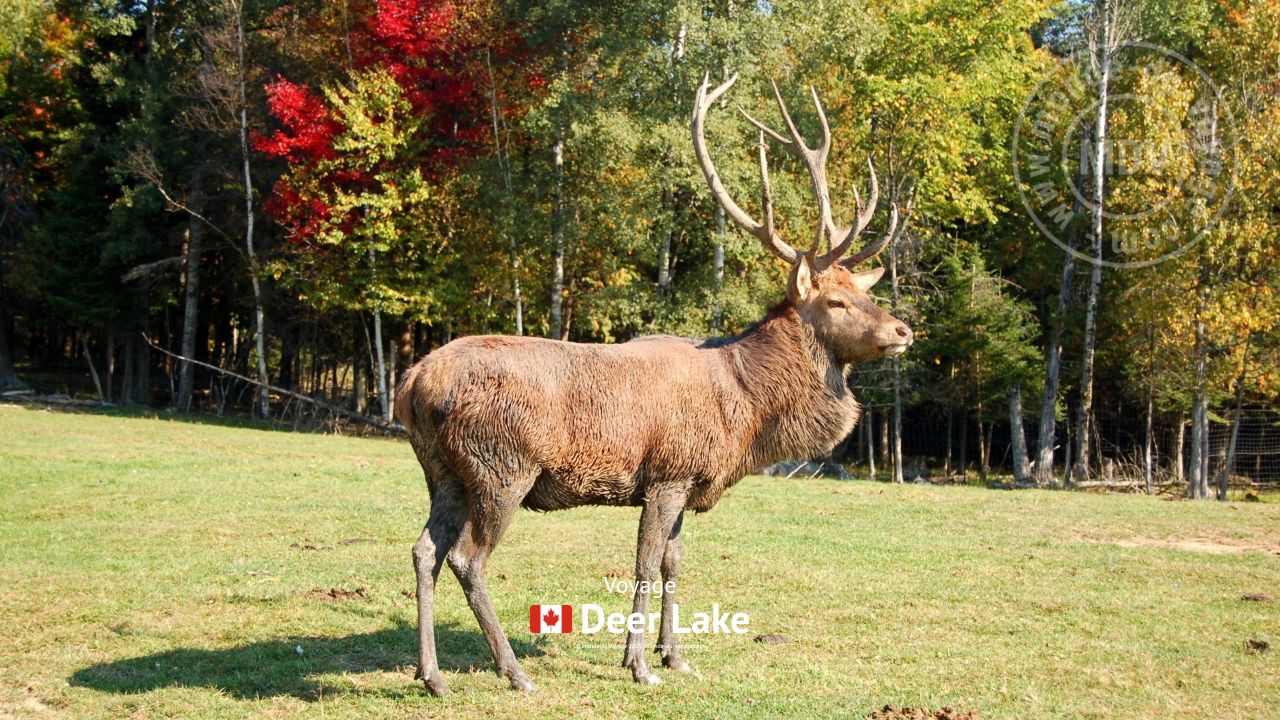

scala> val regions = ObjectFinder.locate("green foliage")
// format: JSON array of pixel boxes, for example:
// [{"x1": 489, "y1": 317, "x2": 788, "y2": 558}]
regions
[{"x1": 916, "y1": 243, "x2": 1043, "y2": 414}]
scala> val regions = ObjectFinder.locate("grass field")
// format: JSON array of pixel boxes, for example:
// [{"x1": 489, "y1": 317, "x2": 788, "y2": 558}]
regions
[{"x1": 1, "y1": 403, "x2": 1277, "y2": 719}]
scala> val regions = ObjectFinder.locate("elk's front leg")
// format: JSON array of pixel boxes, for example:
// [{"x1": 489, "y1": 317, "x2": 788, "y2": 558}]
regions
[
  {"x1": 655, "y1": 511, "x2": 690, "y2": 672},
  {"x1": 623, "y1": 489, "x2": 686, "y2": 685}
]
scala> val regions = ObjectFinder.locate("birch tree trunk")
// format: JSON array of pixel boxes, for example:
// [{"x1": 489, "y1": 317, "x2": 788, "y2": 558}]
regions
[
  {"x1": 657, "y1": 184, "x2": 673, "y2": 294},
  {"x1": 177, "y1": 175, "x2": 205, "y2": 412},
  {"x1": 889, "y1": 232, "x2": 904, "y2": 484},
  {"x1": 373, "y1": 307, "x2": 389, "y2": 422},
  {"x1": 865, "y1": 407, "x2": 876, "y2": 480},
  {"x1": 549, "y1": 126, "x2": 565, "y2": 339},
  {"x1": 231, "y1": 0, "x2": 268, "y2": 419},
  {"x1": 1073, "y1": 0, "x2": 1115, "y2": 485},
  {"x1": 1009, "y1": 384, "x2": 1030, "y2": 484}
]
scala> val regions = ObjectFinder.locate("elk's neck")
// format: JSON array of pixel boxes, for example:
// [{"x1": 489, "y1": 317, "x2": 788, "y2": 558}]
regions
[{"x1": 713, "y1": 305, "x2": 861, "y2": 472}]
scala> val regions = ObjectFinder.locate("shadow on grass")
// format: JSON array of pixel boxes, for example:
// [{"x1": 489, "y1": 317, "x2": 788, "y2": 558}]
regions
[{"x1": 69, "y1": 620, "x2": 546, "y2": 701}]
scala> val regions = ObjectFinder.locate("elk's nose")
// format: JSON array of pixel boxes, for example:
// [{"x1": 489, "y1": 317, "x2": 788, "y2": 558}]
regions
[{"x1": 896, "y1": 325, "x2": 912, "y2": 342}]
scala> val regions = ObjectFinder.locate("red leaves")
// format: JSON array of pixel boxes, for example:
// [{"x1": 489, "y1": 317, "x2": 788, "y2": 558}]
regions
[
  {"x1": 254, "y1": 78, "x2": 341, "y2": 163},
  {"x1": 257, "y1": 0, "x2": 498, "y2": 244}
]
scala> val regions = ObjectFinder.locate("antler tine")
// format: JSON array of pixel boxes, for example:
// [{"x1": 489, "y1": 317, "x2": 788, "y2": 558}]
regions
[
  {"x1": 819, "y1": 159, "x2": 881, "y2": 269},
  {"x1": 843, "y1": 202, "x2": 895, "y2": 268},
  {"x1": 692, "y1": 72, "x2": 798, "y2": 264},
  {"x1": 739, "y1": 107, "x2": 794, "y2": 148},
  {"x1": 809, "y1": 85, "x2": 832, "y2": 162},
  {"x1": 770, "y1": 79, "x2": 809, "y2": 153},
  {"x1": 757, "y1": 130, "x2": 775, "y2": 242}
]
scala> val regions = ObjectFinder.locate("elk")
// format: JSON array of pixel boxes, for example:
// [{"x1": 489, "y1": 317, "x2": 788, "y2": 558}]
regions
[{"x1": 395, "y1": 73, "x2": 912, "y2": 695}]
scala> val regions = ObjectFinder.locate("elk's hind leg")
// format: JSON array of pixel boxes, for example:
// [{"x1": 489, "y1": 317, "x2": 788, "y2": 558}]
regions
[
  {"x1": 656, "y1": 511, "x2": 691, "y2": 672},
  {"x1": 447, "y1": 465, "x2": 540, "y2": 692},
  {"x1": 623, "y1": 488, "x2": 687, "y2": 685},
  {"x1": 413, "y1": 474, "x2": 466, "y2": 697}
]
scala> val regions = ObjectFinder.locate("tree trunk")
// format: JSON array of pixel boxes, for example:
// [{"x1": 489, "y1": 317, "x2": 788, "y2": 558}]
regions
[
  {"x1": 484, "y1": 48, "x2": 522, "y2": 335},
  {"x1": 1189, "y1": 391, "x2": 1208, "y2": 499},
  {"x1": 121, "y1": 335, "x2": 137, "y2": 406},
  {"x1": 1073, "y1": 0, "x2": 1113, "y2": 485},
  {"x1": 1152, "y1": 386, "x2": 1162, "y2": 491},
  {"x1": 944, "y1": 402, "x2": 954, "y2": 477},
  {"x1": 712, "y1": 205, "x2": 725, "y2": 331},
  {"x1": 81, "y1": 333, "x2": 106, "y2": 403},
  {"x1": 352, "y1": 318, "x2": 367, "y2": 414},
  {"x1": 866, "y1": 407, "x2": 876, "y2": 480},
  {"x1": 879, "y1": 410, "x2": 890, "y2": 473},
  {"x1": 0, "y1": 305, "x2": 23, "y2": 390},
  {"x1": 231, "y1": 0, "x2": 268, "y2": 419},
  {"x1": 372, "y1": 307, "x2": 389, "y2": 422},
  {"x1": 130, "y1": 330, "x2": 150, "y2": 406},
  {"x1": 1009, "y1": 384, "x2": 1030, "y2": 485},
  {"x1": 889, "y1": 218, "x2": 905, "y2": 484},
  {"x1": 105, "y1": 330, "x2": 115, "y2": 402},
  {"x1": 548, "y1": 126, "x2": 566, "y2": 339},
  {"x1": 177, "y1": 181, "x2": 205, "y2": 411},
  {"x1": 1034, "y1": 233, "x2": 1076, "y2": 486},
  {"x1": 958, "y1": 409, "x2": 969, "y2": 481},
  {"x1": 1174, "y1": 416, "x2": 1186, "y2": 487},
  {"x1": 1189, "y1": 250, "x2": 1211, "y2": 499},
  {"x1": 1217, "y1": 338, "x2": 1249, "y2": 501},
  {"x1": 657, "y1": 184, "x2": 673, "y2": 294},
  {"x1": 977, "y1": 412, "x2": 989, "y2": 482}
]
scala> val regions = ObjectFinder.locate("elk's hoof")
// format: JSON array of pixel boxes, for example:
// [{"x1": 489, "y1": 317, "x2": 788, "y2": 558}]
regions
[
  {"x1": 634, "y1": 672, "x2": 663, "y2": 686},
  {"x1": 508, "y1": 674, "x2": 539, "y2": 693},
  {"x1": 422, "y1": 672, "x2": 451, "y2": 697},
  {"x1": 663, "y1": 657, "x2": 692, "y2": 673}
]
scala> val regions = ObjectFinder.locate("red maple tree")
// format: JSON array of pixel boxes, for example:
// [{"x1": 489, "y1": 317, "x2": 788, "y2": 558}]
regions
[{"x1": 255, "y1": 0, "x2": 528, "y2": 245}]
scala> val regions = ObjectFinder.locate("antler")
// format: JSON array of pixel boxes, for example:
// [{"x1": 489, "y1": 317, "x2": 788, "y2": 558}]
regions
[
  {"x1": 692, "y1": 73, "x2": 798, "y2": 264},
  {"x1": 842, "y1": 200, "x2": 899, "y2": 268},
  {"x1": 694, "y1": 74, "x2": 887, "y2": 270}
]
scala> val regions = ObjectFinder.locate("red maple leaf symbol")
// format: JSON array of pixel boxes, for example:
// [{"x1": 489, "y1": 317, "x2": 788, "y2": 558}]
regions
[{"x1": 542, "y1": 607, "x2": 560, "y2": 628}]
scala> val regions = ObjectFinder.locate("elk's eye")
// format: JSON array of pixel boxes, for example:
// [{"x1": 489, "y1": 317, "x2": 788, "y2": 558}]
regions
[{"x1": 826, "y1": 299, "x2": 847, "y2": 310}]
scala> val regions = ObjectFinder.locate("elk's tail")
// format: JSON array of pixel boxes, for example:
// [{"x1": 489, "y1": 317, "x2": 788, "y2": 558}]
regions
[{"x1": 394, "y1": 361, "x2": 426, "y2": 432}]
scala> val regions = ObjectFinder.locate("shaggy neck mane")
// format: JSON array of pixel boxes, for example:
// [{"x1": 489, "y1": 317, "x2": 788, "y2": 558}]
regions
[{"x1": 704, "y1": 302, "x2": 861, "y2": 475}]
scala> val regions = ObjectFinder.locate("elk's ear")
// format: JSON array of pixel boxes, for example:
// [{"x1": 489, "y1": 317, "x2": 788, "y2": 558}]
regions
[
  {"x1": 787, "y1": 255, "x2": 817, "y2": 304},
  {"x1": 849, "y1": 266, "x2": 886, "y2": 293}
]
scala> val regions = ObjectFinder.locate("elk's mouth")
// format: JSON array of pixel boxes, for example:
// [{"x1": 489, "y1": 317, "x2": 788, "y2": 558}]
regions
[{"x1": 879, "y1": 342, "x2": 910, "y2": 356}]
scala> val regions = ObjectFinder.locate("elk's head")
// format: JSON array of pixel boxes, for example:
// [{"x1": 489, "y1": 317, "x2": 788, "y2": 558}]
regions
[{"x1": 692, "y1": 74, "x2": 913, "y2": 364}]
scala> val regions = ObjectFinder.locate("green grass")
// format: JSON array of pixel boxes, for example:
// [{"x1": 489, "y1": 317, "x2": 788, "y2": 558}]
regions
[{"x1": 1, "y1": 404, "x2": 1277, "y2": 720}]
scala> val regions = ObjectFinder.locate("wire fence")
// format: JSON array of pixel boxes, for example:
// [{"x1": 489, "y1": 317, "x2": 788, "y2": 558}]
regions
[{"x1": 833, "y1": 387, "x2": 1280, "y2": 492}]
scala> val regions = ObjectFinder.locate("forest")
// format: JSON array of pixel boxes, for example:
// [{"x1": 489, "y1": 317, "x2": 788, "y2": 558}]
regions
[{"x1": 1, "y1": 0, "x2": 1277, "y2": 498}]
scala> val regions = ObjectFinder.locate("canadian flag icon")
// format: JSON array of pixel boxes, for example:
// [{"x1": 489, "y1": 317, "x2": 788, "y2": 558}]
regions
[{"x1": 529, "y1": 604, "x2": 573, "y2": 634}]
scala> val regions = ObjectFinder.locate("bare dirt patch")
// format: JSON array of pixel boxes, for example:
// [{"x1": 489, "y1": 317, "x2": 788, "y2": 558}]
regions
[
  {"x1": 1077, "y1": 533, "x2": 1278, "y2": 555},
  {"x1": 1241, "y1": 592, "x2": 1276, "y2": 603},
  {"x1": 868, "y1": 705, "x2": 981, "y2": 720},
  {"x1": 306, "y1": 587, "x2": 368, "y2": 601}
]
